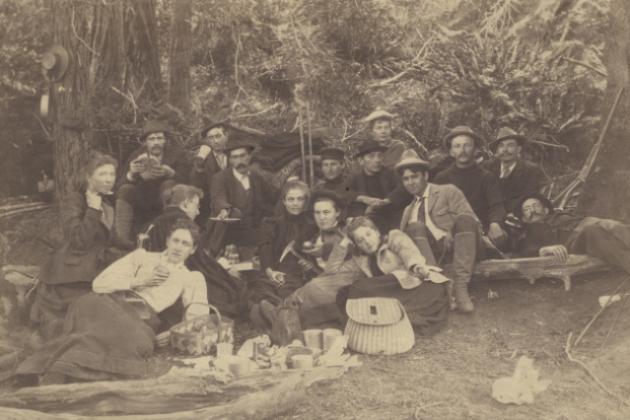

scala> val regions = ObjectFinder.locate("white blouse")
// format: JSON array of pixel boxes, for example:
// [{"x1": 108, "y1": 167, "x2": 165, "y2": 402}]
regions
[{"x1": 92, "y1": 249, "x2": 208, "y2": 319}]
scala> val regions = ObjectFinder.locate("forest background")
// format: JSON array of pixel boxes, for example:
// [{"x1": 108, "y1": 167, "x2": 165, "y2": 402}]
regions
[{"x1": 0, "y1": 0, "x2": 627, "y2": 222}]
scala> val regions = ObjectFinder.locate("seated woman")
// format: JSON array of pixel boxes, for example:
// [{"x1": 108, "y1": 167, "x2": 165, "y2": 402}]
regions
[
  {"x1": 30, "y1": 152, "x2": 127, "y2": 340},
  {"x1": 255, "y1": 180, "x2": 318, "y2": 302},
  {"x1": 334, "y1": 217, "x2": 450, "y2": 335},
  {"x1": 17, "y1": 219, "x2": 208, "y2": 384},
  {"x1": 253, "y1": 190, "x2": 352, "y2": 328}
]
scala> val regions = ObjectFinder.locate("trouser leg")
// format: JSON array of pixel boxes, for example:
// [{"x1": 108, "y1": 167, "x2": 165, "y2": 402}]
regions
[
  {"x1": 404, "y1": 222, "x2": 438, "y2": 266},
  {"x1": 114, "y1": 184, "x2": 136, "y2": 249},
  {"x1": 570, "y1": 221, "x2": 630, "y2": 275}
]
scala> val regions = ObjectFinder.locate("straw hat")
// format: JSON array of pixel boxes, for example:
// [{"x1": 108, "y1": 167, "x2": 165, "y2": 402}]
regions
[{"x1": 362, "y1": 110, "x2": 397, "y2": 124}]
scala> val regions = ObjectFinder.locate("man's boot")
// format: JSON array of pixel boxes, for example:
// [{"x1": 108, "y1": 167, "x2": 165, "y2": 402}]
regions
[
  {"x1": 114, "y1": 198, "x2": 135, "y2": 249},
  {"x1": 405, "y1": 222, "x2": 438, "y2": 265},
  {"x1": 452, "y1": 231, "x2": 477, "y2": 313}
]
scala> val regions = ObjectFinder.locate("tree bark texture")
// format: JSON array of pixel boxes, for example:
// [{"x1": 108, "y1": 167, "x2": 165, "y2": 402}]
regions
[
  {"x1": 579, "y1": 0, "x2": 630, "y2": 222},
  {"x1": 168, "y1": 0, "x2": 193, "y2": 114}
]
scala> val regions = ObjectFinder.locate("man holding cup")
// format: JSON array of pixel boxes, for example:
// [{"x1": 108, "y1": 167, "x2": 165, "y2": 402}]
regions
[
  {"x1": 190, "y1": 122, "x2": 231, "y2": 220},
  {"x1": 115, "y1": 120, "x2": 189, "y2": 249}
]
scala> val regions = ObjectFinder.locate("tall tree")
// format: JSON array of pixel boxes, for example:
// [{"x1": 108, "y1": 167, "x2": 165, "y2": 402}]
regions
[
  {"x1": 167, "y1": 0, "x2": 193, "y2": 114},
  {"x1": 579, "y1": 0, "x2": 630, "y2": 222}
]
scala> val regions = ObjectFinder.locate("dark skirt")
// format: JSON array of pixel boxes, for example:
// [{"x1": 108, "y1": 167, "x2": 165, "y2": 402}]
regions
[
  {"x1": 18, "y1": 292, "x2": 159, "y2": 382},
  {"x1": 30, "y1": 282, "x2": 93, "y2": 341},
  {"x1": 337, "y1": 274, "x2": 449, "y2": 336}
]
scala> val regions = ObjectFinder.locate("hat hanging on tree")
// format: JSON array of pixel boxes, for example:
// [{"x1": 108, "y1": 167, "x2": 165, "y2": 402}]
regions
[{"x1": 41, "y1": 45, "x2": 69, "y2": 83}]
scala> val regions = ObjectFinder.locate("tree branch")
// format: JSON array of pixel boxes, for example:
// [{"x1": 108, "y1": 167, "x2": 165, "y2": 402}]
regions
[{"x1": 560, "y1": 56, "x2": 607, "y2": 77}]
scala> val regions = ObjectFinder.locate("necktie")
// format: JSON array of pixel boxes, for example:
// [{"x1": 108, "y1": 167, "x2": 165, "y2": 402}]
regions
[
  {"x1": 500, "y1": 165, "x2": 511, "y2": 179},
  {"x1": 416, "y1": 197, "x2": 426, "y2": 224}
]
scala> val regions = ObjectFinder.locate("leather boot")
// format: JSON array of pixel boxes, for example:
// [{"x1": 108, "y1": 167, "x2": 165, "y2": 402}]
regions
[
  {"x1": 452, "y1": 231, "x2": 477, "y2": 313},
  {"x1": 114, "y1": 198, "x2": 135, "y2": 249}
]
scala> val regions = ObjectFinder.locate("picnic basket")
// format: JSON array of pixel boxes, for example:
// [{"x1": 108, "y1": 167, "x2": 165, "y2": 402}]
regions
[
  {"x1": 344, "y1": 297, "x2": 414, "y2": 355},
  {"x1": 169, "y1": 303, "x2": 234, "y2": 356}
]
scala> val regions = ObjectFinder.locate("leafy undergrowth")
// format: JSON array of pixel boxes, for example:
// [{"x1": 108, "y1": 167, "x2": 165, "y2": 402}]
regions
[{"x1": 277, "y1": 273, "x2": 630, "y2": 420}]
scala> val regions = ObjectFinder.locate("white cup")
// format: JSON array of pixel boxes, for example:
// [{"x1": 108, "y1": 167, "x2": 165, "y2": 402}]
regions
[{"x1": 197, "y1": 145, "x2": 212, "y2": 159}]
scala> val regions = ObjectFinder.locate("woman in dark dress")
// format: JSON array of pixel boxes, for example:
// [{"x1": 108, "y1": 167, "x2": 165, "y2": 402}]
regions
[
  {"x1": 335, "y1": 217, "x2": 450, "y2": 335},
  {"x1": 30, "y1": 153, "x2": 127, "y2": 340}
]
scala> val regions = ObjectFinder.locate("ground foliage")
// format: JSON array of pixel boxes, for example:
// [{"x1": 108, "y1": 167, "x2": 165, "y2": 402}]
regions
[{"x1": 0, "y1": 0, "x2": 610, "y2": 195}]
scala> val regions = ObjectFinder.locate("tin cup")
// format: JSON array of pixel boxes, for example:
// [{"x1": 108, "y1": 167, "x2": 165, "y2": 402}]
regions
[
  {"x1": 322, "y1": 328, "x2": 343, "y2": 352},
  {"x1": 302, "y1": 329, "x2": 323, "y2": 351}
]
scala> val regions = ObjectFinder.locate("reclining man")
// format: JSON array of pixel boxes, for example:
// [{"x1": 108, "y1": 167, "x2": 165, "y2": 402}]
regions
[
  {"x1": 115, "y1": 120, "x2": 189, "y2": 248},
  {"x1": 513, "y1": 192, "x2": 630, "y2": 276},
  {"x1": 433, "y1": 125, "x2": 507, "y2": 249},
  {"x1": 397, "y1": 149, "x2": 485, "y2": 313}
]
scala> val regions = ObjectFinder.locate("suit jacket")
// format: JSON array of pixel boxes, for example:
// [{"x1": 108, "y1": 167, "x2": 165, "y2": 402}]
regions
[
  {"x1": 483, "y1": 159, "x2": 544, "y2": 213},
  {"x1": 42, "y1": 191, "x2": 120, "y2": 285},
  {"x1": 210, "y1": 168, "x2": 277, "y2": 227},
  {"x1": 400, "y1": 183, "x2": 479, "y2": 233},
  {"x1": 189, "y1": 151, "x2": 226, "y2": 208}
]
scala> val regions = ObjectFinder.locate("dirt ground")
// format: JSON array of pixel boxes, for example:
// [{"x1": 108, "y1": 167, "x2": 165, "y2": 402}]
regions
[
  {"x1": 275, "y1": 273, "x2": 630, "y2": 420},
  {"x1": 2, "y1": 210, "x2": 630, "y2": 419}
]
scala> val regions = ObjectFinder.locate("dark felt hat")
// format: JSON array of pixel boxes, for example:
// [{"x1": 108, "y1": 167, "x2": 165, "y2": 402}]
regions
[
  {"x1": 443, "y1": 125, "x2": 484, "y2": 150},
  {"x1": 395, "y1": 149, "x2": 430, "y2": 174},
  {"x1": 355, "y1": 139, "x2": 387, "y2": 158},
  {"x1": 320, "y1": 147, "x2": 346, "y2": 162},
  {"x1": 141, "y1": 120, "x2": 171, "y2": 141},
  {"x1": 514, "y1": 192, "x2": 554, "y2": 219},
  {"x1": 200, "y1": 121, "x2": 230, "y2": 138},
  {"x1": 309, "y1": 189, "x2": 346, "y2": 212},
  {"x1": 224, "y1": 134, "x2": 256, "y2": 154},
  {"x1": 489, "y1": 127, "x2": 527, "y2": 151}
]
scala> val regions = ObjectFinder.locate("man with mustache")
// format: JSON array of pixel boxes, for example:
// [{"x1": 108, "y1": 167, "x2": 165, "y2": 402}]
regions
[
  {"x1": 433, "y1": 126, "x2": 508, "y2": 248},
  {"x1": 482, "y1": 127, "x2": 545, "y2": 214},
  {"x1": 115, "y1": 120, "x2": 189, "y2": 249},
  {"x1": 205, "y1": 135, "x2": 277, "y2": 258},
  {"x1": 513, "y1": 193, "x2": 630, "y2": 277},
  {"x1": 189, "y1": 122, "x2": 230, "y2": 221}
]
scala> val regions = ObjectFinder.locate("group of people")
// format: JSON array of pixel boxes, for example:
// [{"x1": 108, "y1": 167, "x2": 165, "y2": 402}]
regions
[{"x1": 16, "y1": 110, "x2": 630, "y2": 385}]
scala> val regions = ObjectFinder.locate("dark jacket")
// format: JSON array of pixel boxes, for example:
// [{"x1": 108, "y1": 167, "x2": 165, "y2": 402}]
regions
[
  {"x1": 482, "y1": 159, "x2": 545, "y2": 213},
  {"x1": 210, "y1": 168, "x2": 278, "y2": 227},
  {"x1": 313, "y1": 174, "x2": 358, "y2": 208},
  {"x1": 433, "y1": 163, "x2": 506, "y2": 229},
  {"x1": 258, "y1": 211, "x2": 318, "y2": 271},
  {"x1": 514, "y1": 211, "x2": 584, "y2": 257},
  {"x1": 349, "y1": 168, "x2": 400, "y2": 215},
  {"x1": 189, "y1": 152, "x2": 226, "y2": 216},
  {"x1": 41, "y1": 191, "x2": 119, "y2": 285}
]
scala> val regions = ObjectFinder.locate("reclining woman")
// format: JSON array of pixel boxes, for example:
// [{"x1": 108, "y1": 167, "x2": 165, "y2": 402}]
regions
[
  {"x1": 30, "y1": 152, "x2": 128, "y2": 340},
  {"x1": 17, "y1": 219, "x2": 208, "y2": 384},
  {"x1": 334, "y1": 217, "x2": 450, "y2": 335}
]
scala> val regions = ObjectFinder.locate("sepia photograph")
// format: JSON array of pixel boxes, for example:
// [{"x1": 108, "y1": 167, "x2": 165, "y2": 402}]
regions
[{"x1": 0, "y1": 0, "x2": 629, "y2": 418}]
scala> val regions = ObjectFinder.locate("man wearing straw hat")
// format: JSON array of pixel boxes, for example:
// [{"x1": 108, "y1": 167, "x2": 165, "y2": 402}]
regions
[
  {"x1": 362, "y1": 109, "x2": 407, "y2": 170},
  {"x1": 433, "y1": 126, "x2": 508, "y2": 247},
  {"x1": 397, "y1": 149, "x2": 483, "y2": 313}
]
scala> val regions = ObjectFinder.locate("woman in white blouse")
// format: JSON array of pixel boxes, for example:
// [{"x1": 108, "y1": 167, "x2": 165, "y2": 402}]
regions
[{"x1": 17, "y1": 219, "x2": 208, "y2": 385}]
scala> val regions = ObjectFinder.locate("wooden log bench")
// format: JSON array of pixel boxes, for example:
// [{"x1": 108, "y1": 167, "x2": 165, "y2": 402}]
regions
[{"x1": 470, "y1": 254, "x2": 611, "y2": 291}]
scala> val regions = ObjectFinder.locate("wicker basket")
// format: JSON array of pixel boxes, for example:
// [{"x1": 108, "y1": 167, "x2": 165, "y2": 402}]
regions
[
  {"x1": 169, "y1": 304, "x2": 234, "y2": 356},
  {"x1": 344, "y1": 298, "x2": 414, "y2": 355}
]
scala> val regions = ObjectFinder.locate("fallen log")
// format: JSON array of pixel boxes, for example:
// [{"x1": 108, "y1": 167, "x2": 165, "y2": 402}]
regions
[
  {"x1": 0, "y1": 203, "x2": 51, "y2": 220},
  {"x1": 0, "y1": 366, "x2": 347, "y2": 419},
  {"x1": 471, "y1": 254, "x2": 611, "y2": 291}
]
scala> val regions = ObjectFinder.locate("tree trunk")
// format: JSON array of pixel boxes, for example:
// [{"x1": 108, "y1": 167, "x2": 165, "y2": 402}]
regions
[
  {"x1": 50, "y1": 0, "x2": 98, "y2": 200},
  {"x1": 125, "y1": 0, "x2": 163, "y2": 103},
  {"x1": 579, "y1": 0, "x2": 630, "y2": 222},
  {"x1": 167, "y1": 0, "x2": 193, "y2": 114}
]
